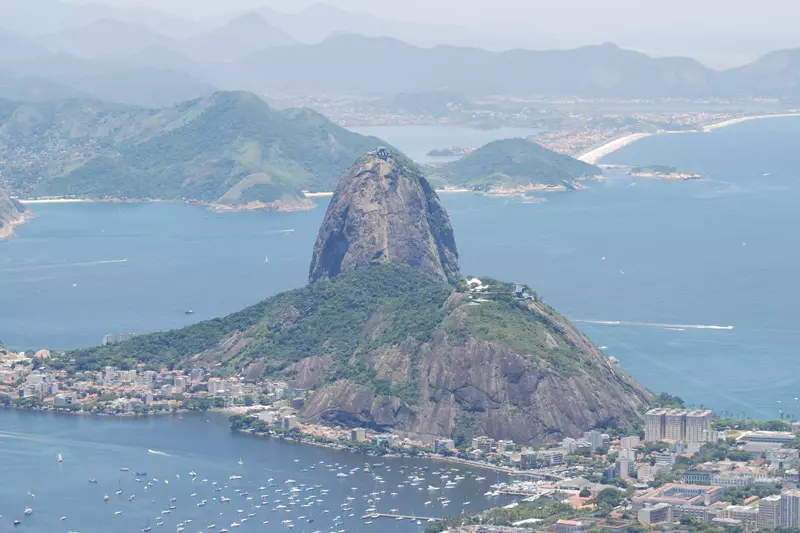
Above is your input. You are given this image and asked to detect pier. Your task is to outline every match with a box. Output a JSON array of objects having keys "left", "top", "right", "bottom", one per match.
[{"left": 361, "top": 513, "right": 442, "bottom": 522}]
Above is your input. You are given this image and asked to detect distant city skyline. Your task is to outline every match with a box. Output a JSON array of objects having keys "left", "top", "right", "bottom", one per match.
[{"left": 66, "top": 0, "right": 800, "bottom": 68}]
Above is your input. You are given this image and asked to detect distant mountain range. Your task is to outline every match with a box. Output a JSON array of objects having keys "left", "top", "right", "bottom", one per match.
[
  {"left": 0, "top": 91, "right": 388, "bottom": 209},
  {"left": 213, "top": 37, "right": 800, "bottom": 99},
  {"left": 3, "top": 14, "right": 800, "bottom": 106},
  {"left": 427, "top": 138, "right": 600, "bottom": 191}
]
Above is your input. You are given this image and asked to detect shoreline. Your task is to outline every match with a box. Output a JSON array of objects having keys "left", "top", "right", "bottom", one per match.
[
  {"left": 578, "top": 112, "right": 800, "bottom": 164},
  {"left": 0, "top": 209, "right": 35, "bottom": 242},
  {"left": 17, "top": 196, "right": 315, "bottom": 213}
]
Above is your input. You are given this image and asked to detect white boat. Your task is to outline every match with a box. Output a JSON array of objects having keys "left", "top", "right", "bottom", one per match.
[
  {"left": 238, "top": 458, "right": 244, "bottom": 465},
  {"left": 57, "top": 453, "right": 63, "bottom": 463},
  {"left": 229, "top": 475, "right": 242, "bottom": 480},
  {"left": 24, "top": 509, "right": 33, "bottom": 516}
]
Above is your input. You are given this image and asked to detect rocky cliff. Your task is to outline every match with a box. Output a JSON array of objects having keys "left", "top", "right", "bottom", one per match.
[
  {"left": 0, "top": 189, "right": 26, "bottom": 241},
  {"left": 75, "top": 152, "right": 651, "bottom": 444},
  {"left": 309, "top": 151, "right": 460, "bottom": 283}
]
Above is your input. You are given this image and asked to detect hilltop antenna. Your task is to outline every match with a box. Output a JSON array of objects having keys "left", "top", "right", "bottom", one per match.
[{"left": 376, "top": 146, "right": 390, "bottom": 160}]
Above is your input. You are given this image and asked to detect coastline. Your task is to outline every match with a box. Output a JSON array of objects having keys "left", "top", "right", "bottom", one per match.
[
  {"left": 0, "top": 209, "right": 35, "bottom": 242},
  {"left": 702, "top": 112, "right": 800, "bottom": 132},
  {"left": 578, "top": 112, "right": 800, "bottom": 164},
  {"left": 17, "top": 196, "right": 316, "bottom": 213}
]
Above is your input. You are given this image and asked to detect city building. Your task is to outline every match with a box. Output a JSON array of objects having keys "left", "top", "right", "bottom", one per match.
[
  {"left": 685, "top": 410, "right": 714, "bottom": 443},
  {"left": 554, "top": 520, "right": 589, "bottom": 533},
  {"left": 434, "top": 438, "right": 455, "bottom": 454},
  {"left": 54, "top": 393, "right": 73, "bottom": 407},
  {"left": 351, "top": 428, "right": 367, "bottom": 442},
  {"left": 740, "top": 431, "right": 797, "bottom": 444},
  {"left": 644, "top": 408, "right": 713, "bottom": 443},
  {"left": 615, "top": 457, "right": 634, "bottom": 480},
  {"left": 583, "top": 430, "right": 609, "bottom": 451},
  {"left": 473, "top": 436, "right": 497, "bottom": 453},
  {"left": 620, "top": 436, "right": 641, "bottom": 451},
  {"left": 718, "top": 505, "right": 758, "bottom": 530},
  {"left": 684, "top": 470, "right": 714, "bottom": 485},
  {"left": 758, "top": 494, "right": 782, "bottom": 530},
  {"left": 645, "top": 408, "right": 668, "bottom": 442},
  {"left": 638, "top": 503, "right": 671, "bottom": 525},
  {"left": 781, "top": 490, "right": 800, "bottom": 527},
  {"left": 633, "top": 484, "right": 722, "bottom": 510}
]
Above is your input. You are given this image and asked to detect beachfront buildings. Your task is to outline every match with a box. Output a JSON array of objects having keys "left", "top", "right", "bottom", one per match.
[{"left": 645, "top": 408, "right": 713, "bottom": 443}]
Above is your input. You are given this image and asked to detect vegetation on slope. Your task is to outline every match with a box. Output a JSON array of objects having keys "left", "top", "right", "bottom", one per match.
[
  {"left": 66, "top": 263, "right": 453, "bottom": 376},
  {"left": 0, "top": 91, "right": 387, "bottom": 206},
  {"left": 427, "top": 138, "right": 600, "bottom": 190}
]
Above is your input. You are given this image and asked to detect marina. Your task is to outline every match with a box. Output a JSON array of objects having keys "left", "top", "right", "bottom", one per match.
[{"left": 0, "top": 410, "right": 513, "bottom": 533}]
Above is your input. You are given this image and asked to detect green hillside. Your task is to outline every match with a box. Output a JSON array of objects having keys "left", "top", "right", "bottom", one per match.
[
  {"left": 0, "top": 91, "right": 387, "bottom": 208},
  {"left": 427, "top": 138, "right": 600, "bottom": 190}
]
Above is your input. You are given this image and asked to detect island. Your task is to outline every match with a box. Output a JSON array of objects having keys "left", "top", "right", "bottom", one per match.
[
  {"left": 631, "top": 165, "right": 703, "bottom": 180},
  {"left": 426, "top": 138, "right": 601, "bottom": 195}
]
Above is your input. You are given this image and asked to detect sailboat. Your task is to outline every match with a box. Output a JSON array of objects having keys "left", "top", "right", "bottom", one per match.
[
  {"left": 264, "top": 255, "right": 269, "bottom": 264},
  {"left": 57, "top": 453, "right": 63, "bottom": 463},
  {"left": 238, "top": 458, "right": 244, "bottom": 465}
]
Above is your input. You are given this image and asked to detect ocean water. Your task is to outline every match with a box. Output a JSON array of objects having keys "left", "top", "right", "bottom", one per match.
[
  {"left": 3, "top": 118, "right": 800, "bottom": 419},
  {"left": 0, "top": 410, "right": 509, "bottom": 533}
]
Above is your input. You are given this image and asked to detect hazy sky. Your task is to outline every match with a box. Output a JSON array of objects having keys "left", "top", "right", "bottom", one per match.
[{"left": 71, "top": 0, "right": 800, "bottom": 67}]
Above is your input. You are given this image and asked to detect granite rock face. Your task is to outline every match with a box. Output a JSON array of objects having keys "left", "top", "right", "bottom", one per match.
[
  {"left": 298, "top": 294, "right": 652, "bottom": 444},
  {"left": 309, "top": 151, "right": 460, "bottom": 283}
]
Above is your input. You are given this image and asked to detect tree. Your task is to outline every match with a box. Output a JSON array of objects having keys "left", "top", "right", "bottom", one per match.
[
  {"left": 596, "top": 488, "right": 623, "bottom": 509},
  {"left": 579, "top": 487, "right": 591, "bottom": 498}
]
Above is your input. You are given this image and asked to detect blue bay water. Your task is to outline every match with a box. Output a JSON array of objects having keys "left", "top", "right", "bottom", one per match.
[
  {"left": 3, "top": 120, "right": 800, "bottom": 420},
  {"left": 0, "top": 410, "right": 509, "bottom": 533}
]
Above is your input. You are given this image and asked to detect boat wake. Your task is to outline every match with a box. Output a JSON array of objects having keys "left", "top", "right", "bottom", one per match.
[
  {"left": 147, "top": 449, "right": 170, "bottom": 456},
  {"left": 574, "top": 319, "right": 734, "bottom": 331}
]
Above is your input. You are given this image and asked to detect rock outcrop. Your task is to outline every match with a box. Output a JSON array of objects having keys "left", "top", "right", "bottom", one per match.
[
  {"left": 81, "top": 150, "right": 651, "bottom": 444},
  {"left": 309, "top": 151, "right": 460, "bottom": 283},
  {"left": 0, "top": 189, "right": 26, "bottom": 241},
  {"left": 297, "top": 287, "right": 652, "bottom": 444}
]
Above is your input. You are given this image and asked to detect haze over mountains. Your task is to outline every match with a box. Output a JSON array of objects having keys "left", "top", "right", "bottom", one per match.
[{"left": 3, "top": 17, "right": 800, "bottom": 107}]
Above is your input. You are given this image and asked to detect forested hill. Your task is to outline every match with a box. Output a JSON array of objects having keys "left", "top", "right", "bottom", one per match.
[
  {"left": 0, "top": 91, "right": 388, "bottom": 209},
  {"left": 427, "top": 138, "right": 600, "bottom": 190}
]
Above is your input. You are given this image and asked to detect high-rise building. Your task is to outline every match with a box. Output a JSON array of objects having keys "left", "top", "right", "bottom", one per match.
[
  {"left": 685, "top": 410, "right": 714, "bottom": 443},
  {"left": 645, "top": 408, "right": 713, "bottom": 443},
  {"left": 620, "top": 435, "right": 641, "bottom": 450},
  {"left": 664, "top": 409, "right": 686, "bottom": 441},
  {"left": 781, "top": 490, "right": 800, "bottom": 527},
  {"left": 645, "top": 408, "right": 668, "bottom": 442},
  {"left": 759, "top": 494, "right": 782, "bottom": 530}
]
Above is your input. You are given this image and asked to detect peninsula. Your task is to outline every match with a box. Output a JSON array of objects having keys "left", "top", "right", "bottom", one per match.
[
  {"left": 64, "top": 150, "right": 650, "bottom": 444},
  {"left": 0, "top": 91, "right": 388, "bottom": 212},
  {"left": 427, "top": 138, "right": 600, "bottom": 195},
  {"left": 0, "top": 188, "right": 29, "bottom": 241}
]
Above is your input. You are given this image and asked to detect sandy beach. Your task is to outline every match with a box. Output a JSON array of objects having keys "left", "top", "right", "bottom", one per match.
[
  {"left": 18, "top": 198, "right": 95, "bottom": 204},
  {"left": 579, "top": 112, "right": 800, "bottom": 164},
  {"left": 578, "top": 133, "right": 653, "bottom": 164},
  {"left": 702, "top": 112, "right": 800, "bottom": 132}
]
